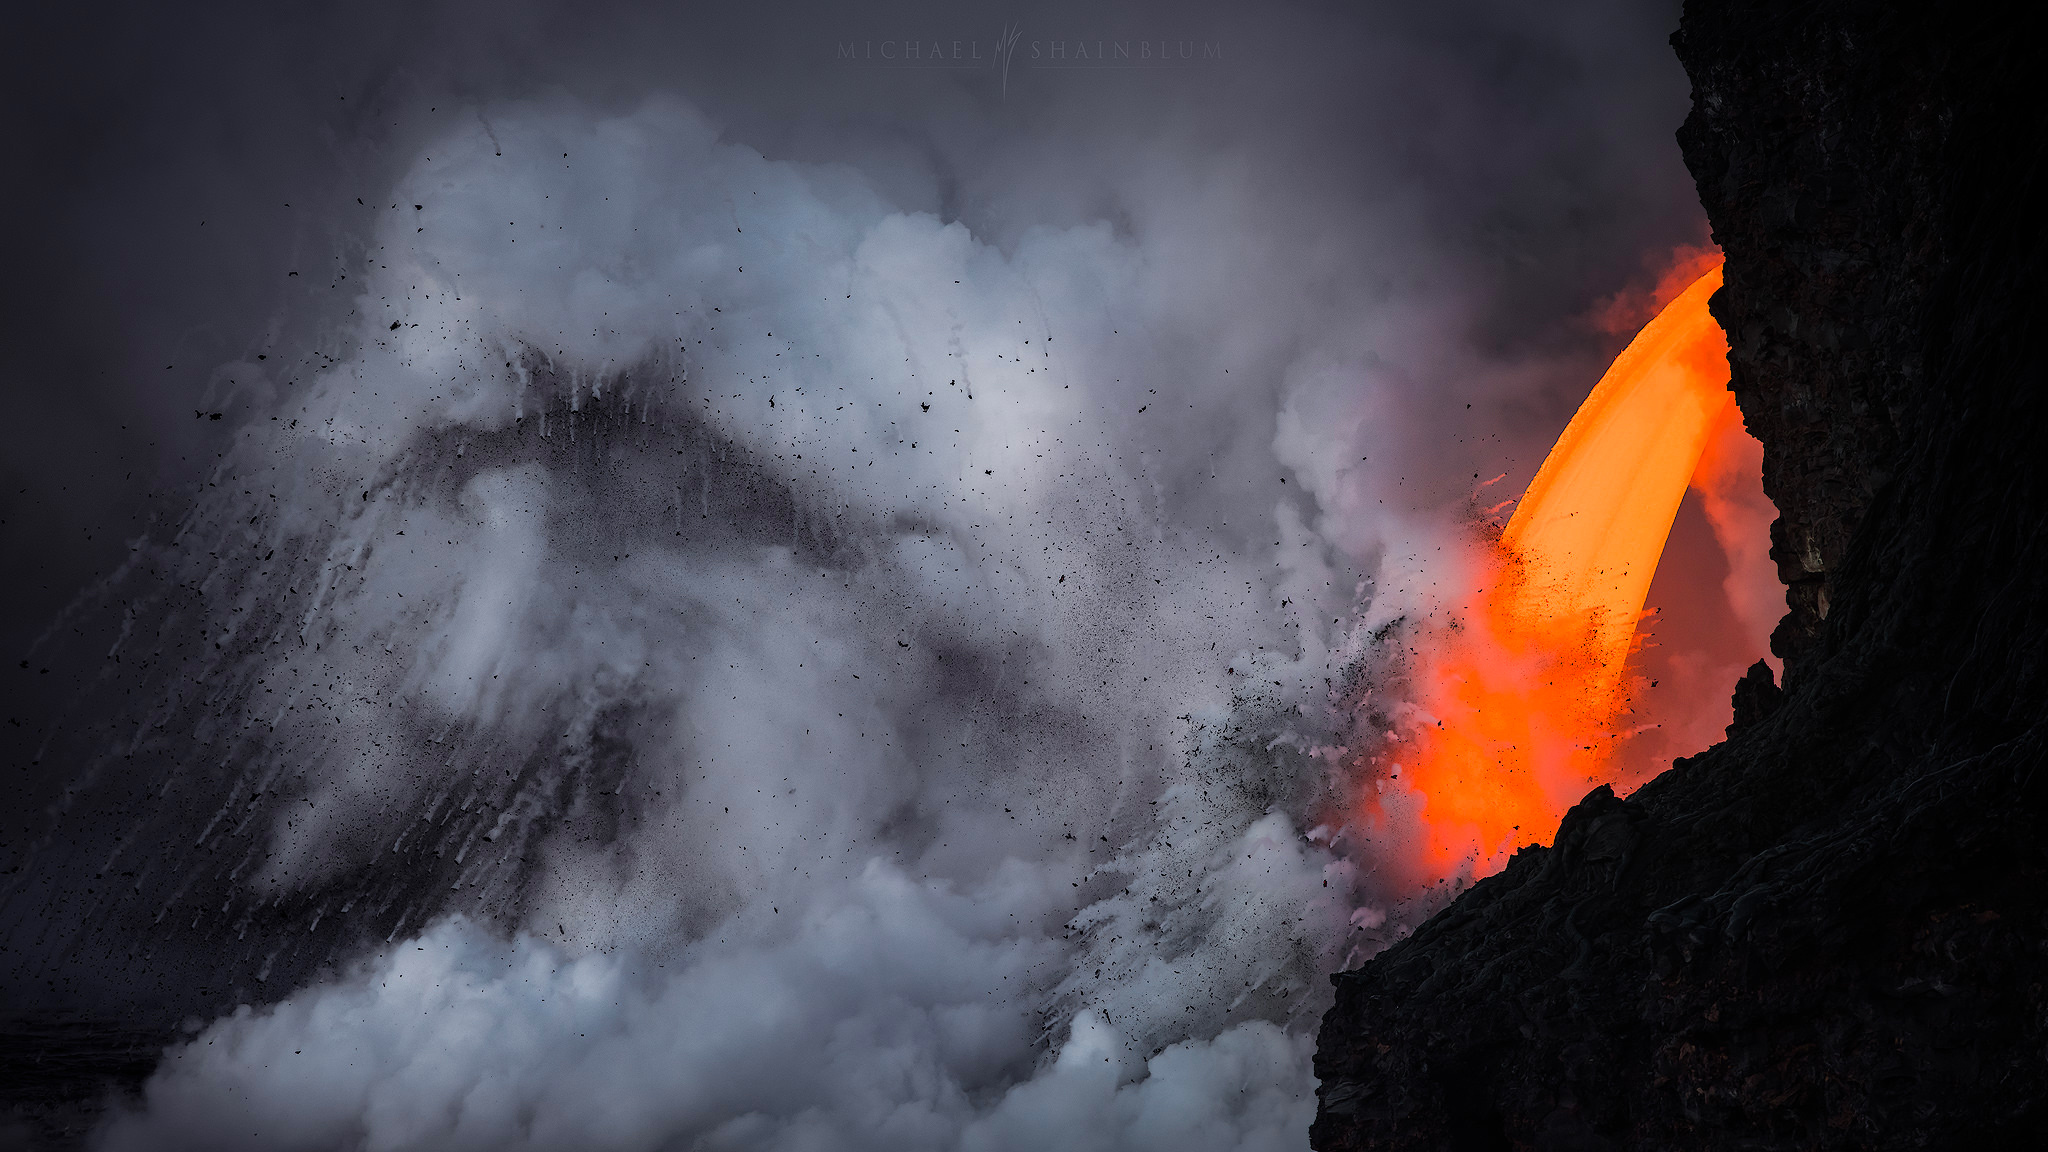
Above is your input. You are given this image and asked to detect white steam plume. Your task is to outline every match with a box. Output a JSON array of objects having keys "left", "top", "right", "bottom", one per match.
[
  {"left": 53, "top": 2, "right": 1713, "bottom": 1129},
  {"left": 91, "top": 97, "right": 1397, "bottom": 1150}
]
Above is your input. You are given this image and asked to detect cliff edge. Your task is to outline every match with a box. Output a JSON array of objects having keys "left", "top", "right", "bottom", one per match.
[{"left": 1313, "top": 1, "right": 2048, "bottom": 1147}]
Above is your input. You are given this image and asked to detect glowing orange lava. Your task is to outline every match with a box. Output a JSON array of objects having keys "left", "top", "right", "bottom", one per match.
[{"left": 1360, "top": 262, "right": 1740, "bottom": 881}]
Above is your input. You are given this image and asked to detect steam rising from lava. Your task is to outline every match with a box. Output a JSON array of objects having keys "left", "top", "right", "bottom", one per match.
[
  {"left": 2, "top": 10, "right": 1766, "bottom": 1145},
  {"left": 72, "top": 98, "right": 1368, "bottom": 1151}
]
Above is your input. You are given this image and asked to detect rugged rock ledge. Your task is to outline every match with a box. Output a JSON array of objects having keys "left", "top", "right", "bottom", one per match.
[{"left": 1312, "top": 2, "right": 2048, "bottom": 1148}]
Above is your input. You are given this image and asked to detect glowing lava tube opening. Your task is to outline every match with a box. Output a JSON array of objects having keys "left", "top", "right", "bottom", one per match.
[{"left": 1365, "top": 262, "right": 1735, "bottom": 880}]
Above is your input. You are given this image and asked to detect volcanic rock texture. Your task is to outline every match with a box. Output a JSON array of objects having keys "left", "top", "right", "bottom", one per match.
[{"left": 1312, "top": 1, "right": 2048, "bottom": 1148}]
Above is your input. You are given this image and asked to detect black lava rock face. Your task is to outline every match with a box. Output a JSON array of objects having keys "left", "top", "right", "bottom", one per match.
[{"left": 1312, "top": 2, "right": 2048, "bottom": 1148}]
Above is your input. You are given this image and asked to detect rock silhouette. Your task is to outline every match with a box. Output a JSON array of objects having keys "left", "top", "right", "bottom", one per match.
[{"left": 1312, "top": 1, "right": 2048, "bottom": 1147}]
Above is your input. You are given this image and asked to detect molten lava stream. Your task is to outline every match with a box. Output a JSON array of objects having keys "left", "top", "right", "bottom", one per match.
[{"left": 1366, "top": 262, "right": 1739, "bottom": 882}]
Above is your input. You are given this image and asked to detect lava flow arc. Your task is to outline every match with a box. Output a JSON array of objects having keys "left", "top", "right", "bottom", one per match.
[{"left": 1364, "top": 261, "right": 1743, "bottom": 880}]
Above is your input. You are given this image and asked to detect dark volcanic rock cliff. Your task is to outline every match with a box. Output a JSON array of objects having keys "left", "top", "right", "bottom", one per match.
[{"left": 1313, "top": 2, "right": 2048, "bottom": 1148}]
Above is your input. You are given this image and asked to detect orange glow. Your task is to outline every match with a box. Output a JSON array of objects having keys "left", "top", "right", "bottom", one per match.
[{"left": 1357, "top": 262, "right": 1738, "bottom": 881}]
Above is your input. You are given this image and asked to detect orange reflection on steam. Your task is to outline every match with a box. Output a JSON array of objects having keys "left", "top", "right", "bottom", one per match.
[{"left": 1364, "top": 262, "right": 1735, "bottom": 880}]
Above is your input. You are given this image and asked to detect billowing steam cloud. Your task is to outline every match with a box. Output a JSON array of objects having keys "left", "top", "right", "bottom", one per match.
[
  {"left": 80, "top": 97, "right": 1365, "bottom": 1150},
  {"left": 0, "top": 3, "right": 1722, "bottom": 1148}
]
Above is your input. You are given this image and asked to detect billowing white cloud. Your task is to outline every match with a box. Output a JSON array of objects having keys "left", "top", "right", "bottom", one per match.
[
  {"left": 73, "top": 0, "right": 1716, "bottom": 1136},
  {"left": 91, "top": 94, "right": 1394, "bottom": 1150},
  {"left": 102, "top": 876, "right": 1315, "bottom": 1152}
]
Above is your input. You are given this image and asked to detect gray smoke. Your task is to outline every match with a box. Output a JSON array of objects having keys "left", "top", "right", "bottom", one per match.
[{"left": 0, "top": 2, "right": 1705, "bottom": 1148}]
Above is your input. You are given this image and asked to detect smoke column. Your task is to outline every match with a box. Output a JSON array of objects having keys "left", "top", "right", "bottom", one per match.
[{"left": 0, "top": 2, "right": 1750, "bottom": 1148}]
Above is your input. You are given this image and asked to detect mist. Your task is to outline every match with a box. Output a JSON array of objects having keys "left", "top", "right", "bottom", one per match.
[{"left": 0, "top": 2, "right": 1718, "bottom": 1148}]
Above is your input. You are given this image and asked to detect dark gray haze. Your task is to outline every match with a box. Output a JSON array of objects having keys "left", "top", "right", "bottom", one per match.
[{"left": 0, "top": 2, "right": 1705, "bottom": 1147}]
